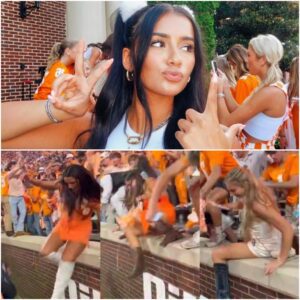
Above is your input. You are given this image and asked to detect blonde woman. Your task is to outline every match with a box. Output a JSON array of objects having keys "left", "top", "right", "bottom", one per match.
[
  {"left": 34, "top": 40, "right": 79, "bottom": 100},
  {"left": 211, "top": 167, "right": 295, "bottom": 299},
  {"left": 217, "top": 34, "right": 288, "bottom": 149},
  {"left": 226, "top": 44, "right": 260, "bottom": 104}
]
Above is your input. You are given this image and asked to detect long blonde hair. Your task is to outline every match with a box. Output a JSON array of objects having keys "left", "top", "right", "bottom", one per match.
[
  {"left": 249, "top": 34, "right": 283, "bottom": 92},
  {"left": 225, "top": 167, "right": 276, "bottom": 235},
  {"left": 47, "top": 40, "right": 78, "bottom": 70}
]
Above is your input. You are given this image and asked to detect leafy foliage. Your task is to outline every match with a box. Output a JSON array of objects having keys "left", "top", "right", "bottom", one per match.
[{"left": 215, "top": 1, "right": 299, "bottom": 71}]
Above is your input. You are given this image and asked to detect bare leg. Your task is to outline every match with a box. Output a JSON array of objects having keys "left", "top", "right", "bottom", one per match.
[
  {"left": 40, "top": 231, "right": 66, "bottom": 257},
  {"left": 212, "top": 242, "right": 257, "bottom": 263}
]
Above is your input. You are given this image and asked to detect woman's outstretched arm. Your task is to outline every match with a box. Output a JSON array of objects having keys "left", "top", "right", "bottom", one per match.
[{"left": 2, "top": 40, "right": 113, "bottom": 142}]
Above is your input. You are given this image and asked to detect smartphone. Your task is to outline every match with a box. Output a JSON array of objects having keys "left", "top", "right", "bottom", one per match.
[{"left": 211, "top": 60, "right": 219, "bottom": 76}]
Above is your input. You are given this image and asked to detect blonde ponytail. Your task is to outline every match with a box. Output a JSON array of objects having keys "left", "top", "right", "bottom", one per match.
[
  {"left": 46, "top": 40, "right": 78, "bottom": 70},
  {"left": 249, "top": 34, "right": 283, "bottom": 93}
]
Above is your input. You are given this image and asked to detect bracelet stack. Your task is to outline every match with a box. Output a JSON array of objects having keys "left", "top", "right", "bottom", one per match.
[{"left": 45, "top": 99, "right": 62, "bottom": 123}]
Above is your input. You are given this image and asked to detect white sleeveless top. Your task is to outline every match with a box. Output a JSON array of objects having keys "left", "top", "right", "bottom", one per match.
[
  {"left": 243, "top": 81, "right": 288, "bottom": 141},
  {"left": 250, "top": 219, "right": 282, "bottom": 252},
  {"left": 105, "top": 114, "right": 167, "bottom": 149}
]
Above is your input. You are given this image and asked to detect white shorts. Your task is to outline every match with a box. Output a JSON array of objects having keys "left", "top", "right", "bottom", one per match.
[{"left": 247, "top": 239, "right": 277, "bottom": 258}]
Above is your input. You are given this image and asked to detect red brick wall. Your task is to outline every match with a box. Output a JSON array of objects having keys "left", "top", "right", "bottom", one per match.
[
  {"left": 1, "top": 1, "right": 66, "bottom": 101},
  {"left": 2, "top": 244, "right": 100, "bottom": 299},
  {"left": 101, "top": 239, "right": 200, "bottom": 299},
  {"left": 199, "top": 263, "right": 294, "bottom": 299}
]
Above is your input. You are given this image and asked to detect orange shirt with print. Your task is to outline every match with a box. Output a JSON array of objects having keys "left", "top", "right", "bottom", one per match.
[
  {"left": 200, "top": 151, "right": 238, "bottom": 178},
  {"left": 26, "top": 186, "right": 41, "bottom": 213},
  {"left": 263, "top": 154, "right": 299, "bottom": 206},
  {"left": 232, "top": 74, "right": 260, "bottom": 104},
  {"left": 34, "top": 61, "right": 74, "bottom": 100}
]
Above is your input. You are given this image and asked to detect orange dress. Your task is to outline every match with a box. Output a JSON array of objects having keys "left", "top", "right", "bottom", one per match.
[
  {"left": 232, "top": 74, "right": 260, "bottom": 104},
  {"left": 33, "top": 61, "right": 74, "bottom": 100},
  {"left": 53, "top": 199, "right": 99, "bottom": 245},
  {"left": 139, "top": 195, "right": 176, "bottom": 235}
]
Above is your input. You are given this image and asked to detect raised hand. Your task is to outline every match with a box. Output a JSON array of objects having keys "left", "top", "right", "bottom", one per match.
[
  {"left": 175, "top": 73, "right": 243, "bottom": 149},
  {"left": 49, "top": 40, "right": 113, "bottom": 117}
]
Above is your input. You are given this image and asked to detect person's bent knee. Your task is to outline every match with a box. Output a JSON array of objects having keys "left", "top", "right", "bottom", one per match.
[
  {"left": 40, "top": 248, "right": 52, "bottom": 257},
  {"left": 212, "top": 247, "right": 225, "bottom": 263}
]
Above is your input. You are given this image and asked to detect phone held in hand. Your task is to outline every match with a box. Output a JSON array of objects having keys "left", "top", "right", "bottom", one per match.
[{"left": 211, "top": 60, "right": 219, "bottom": 76}]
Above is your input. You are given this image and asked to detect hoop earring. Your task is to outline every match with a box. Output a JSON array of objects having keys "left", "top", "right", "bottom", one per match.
[{"left": 126, "top": 70, "right": 134, "bottom": 82}]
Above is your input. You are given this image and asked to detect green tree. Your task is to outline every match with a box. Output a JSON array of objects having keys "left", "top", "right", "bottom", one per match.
[{"left": 215, "top": 1, "right": 299, "bottom": 71}]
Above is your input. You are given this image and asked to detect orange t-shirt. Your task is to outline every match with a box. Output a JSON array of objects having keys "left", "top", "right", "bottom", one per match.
[
  {"left": 26, "top": 186, "right": 41, "bottom": 213},
  {"left": 263, "top": 154, "right": 299, "bottom": 205},
  {"left": 200, "top": 151, "right": 238, "bottom": 178},
  {"left": 232, "top": 74, "right": 260, "bottom": 104},
  {"left": 146, "top": 151, "right": 168, "bottom": 172},
  {"left": 1, "top": 172, "right": 9, "bottom": 196},
  {"left": 23, "top": 193, "right": 33, "bottom": 214},
  {"left": 33, "top": 61, "right": 74, "bottom": 100},
  {"left": 175, "top": 172, "right": 188, "bottom": 205},
  {"left": 40, "top": 190, "right": 53, "bottom": 216}
]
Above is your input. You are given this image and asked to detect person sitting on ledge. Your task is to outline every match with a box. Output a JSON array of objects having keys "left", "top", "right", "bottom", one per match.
[{"left": 211, "top": 167, "right": 295, "bottom": 299}]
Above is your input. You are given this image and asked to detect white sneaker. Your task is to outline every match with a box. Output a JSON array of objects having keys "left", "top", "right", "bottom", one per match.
[
  {"left": 181, "top": 230, "right": 200, "bottom": 249},
  {"left": 205, "top": 232, "right": 225, "bottom": 248},
  {"left": 221, "top": 214, "right": 234, "bottom": 231}
]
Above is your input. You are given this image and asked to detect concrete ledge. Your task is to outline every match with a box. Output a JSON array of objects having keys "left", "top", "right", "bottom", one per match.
[
  {"left": 2, "top": 234, "right": 100, "bottom": 268},
  {"left": 100, "top": 223, "right": 199, "bottom": 270},
  {"left": 199, "top": 237, "right": 299, "bottom": 298}
]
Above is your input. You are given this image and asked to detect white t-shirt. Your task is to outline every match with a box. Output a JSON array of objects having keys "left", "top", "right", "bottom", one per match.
[{"left": 105, "top": 114, "right": 166, "bottom": 150}]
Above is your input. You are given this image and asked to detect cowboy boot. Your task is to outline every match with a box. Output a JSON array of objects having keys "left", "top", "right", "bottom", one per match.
[
  {"left": 213, "top": 263, "right": 231, "bottom": 299},
  {"left": 51, "top": 260, "right": 75, "bottom": 299},
  {"left": 128, "top": 247, "right": 144, "bottom": 279}
]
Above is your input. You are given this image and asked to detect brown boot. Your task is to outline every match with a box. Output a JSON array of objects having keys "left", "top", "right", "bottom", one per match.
[
  {"left": 160, "top": 228, "right": 183, "bottom": 247},
  {"left": 128, "top": 247, "right": 144, "bottom": 279},
  {"left": 153, "top": 219, "right": 173, "bottom": 234}
]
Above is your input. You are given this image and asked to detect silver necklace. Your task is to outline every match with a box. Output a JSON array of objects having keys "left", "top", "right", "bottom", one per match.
[{"left": 123, "top": 113, "right": 170, "bottom": 145}]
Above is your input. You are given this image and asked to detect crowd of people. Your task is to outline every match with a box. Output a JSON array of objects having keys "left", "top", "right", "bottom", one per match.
[
  {"left": 98, "top": 151, "right": 299, "bottom": 286},
  {"left": 1, "top": 151, "right": 101, "bottom": 299},
  {"left": 2, "top": 2, "right": 298, "bottom": 150}
]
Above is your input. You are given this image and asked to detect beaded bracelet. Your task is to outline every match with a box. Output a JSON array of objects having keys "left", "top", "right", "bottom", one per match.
[{"left": 45, "top": 99, "right": 62, "bottom": 123}]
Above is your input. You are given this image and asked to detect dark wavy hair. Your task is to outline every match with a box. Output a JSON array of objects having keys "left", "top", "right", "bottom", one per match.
[
  {"left": 86, "top": 3, "right": 206, "bottom": 149},
  {"left": 60, "top": 165, "right": 101, "bottom": 216}
]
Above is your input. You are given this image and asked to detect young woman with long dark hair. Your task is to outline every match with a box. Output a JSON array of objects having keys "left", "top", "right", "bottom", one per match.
[
  {"left": 2, "top": 3, "right": 206, "bottom": 150},
  {"left": 27, "top": 164, "right": 101, "bottom": 299}
]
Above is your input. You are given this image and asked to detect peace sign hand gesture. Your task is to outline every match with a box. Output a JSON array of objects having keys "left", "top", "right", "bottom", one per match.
[
  {"left": 175, "top": 73, "right": 243, "bottom": 149},
  {"left": 49, "top": 40, "right": 113, "bottom": 117}
]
